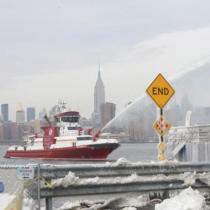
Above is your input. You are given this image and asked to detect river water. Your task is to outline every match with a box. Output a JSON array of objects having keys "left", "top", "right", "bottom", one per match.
[{"left": 0, "top": 143, "right": 158, "bottom": 209}]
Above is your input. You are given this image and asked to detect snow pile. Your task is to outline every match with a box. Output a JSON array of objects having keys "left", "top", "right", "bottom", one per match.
[
  {"left": 51, "top": 172, "right": 101, "bottom": 187},
  {"left": 112, "top": 157, "right": 132, "bottom": 166},
  {"left": 181, "top": 171, "right": 196, "bottom": 186},
  {"left": 57, "top": 200, "right": 95, "bottom": 210},
  {"left": 117, "top": 194, "right": 150, "bottom": 208},
  {"left": 42, "top": 158, "right": 180, "bottom": 170},
  {"left": 158, "top": 159, "right": 179, "bottom": 165},
  {"left": 0, "top": 193, "right": 15, "bottom": 209},
  {"left": 179, "top": 171, "right": 210, "bottom": 187},
  {"left": 155, "top": 187, "right": 209, "bottom": 210},
  {"left": 122, "top": 207, "right": 137, "bottom": 210},
  {"left": 105, "top": 158, "right": 179, "bottom": 167},
  {"left": 22, "top": 190, "right": 37, "bottom": 210},
  {"left": 51, "top": 171, "right": 169, "bottom": 188},
  {"left": 51, "top": 171, "right": 79, "bottom": 188},
  {"left": 22, "top": 197, "right": 37, "bottom": 210},
  {"left": 57, "top": 195, "right": 149, "bottom": 210}
]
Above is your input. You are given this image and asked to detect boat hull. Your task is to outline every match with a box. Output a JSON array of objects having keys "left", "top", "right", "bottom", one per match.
[{"left": 4, "top": 143, "right": 119, "bottom": 159}]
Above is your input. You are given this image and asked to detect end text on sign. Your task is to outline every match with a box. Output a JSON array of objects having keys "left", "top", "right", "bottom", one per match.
[{"left": 152, "top": 87, "right": 169, "bottom": 95}]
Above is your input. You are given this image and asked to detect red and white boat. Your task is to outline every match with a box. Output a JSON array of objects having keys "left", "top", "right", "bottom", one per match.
[{"left": 4, "top": 103, "right": 119, "bottom": 159}]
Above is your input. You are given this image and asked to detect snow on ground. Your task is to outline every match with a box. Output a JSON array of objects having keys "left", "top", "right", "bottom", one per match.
[
  {"left": 22, "top": 189, "right": 47, "bottom": 210},
  {"left": 56, "top": 188, "right": 210, "bottom": 210},
  {"left": 22, "top": 197, "right": 37, "bottom": 210},
  {"left": 0, "top": 193, "right": 15, "bottom": 209},
  {"left": 155, "top": 187, "right": 209, "bottom": 210}
]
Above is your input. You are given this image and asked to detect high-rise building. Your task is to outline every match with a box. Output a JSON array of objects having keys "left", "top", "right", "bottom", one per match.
[
  {"left": 92, "top": 68, "right": 105, "bottom": 128},
  {"left": 1, "top": 104, "right": 9, "bottom": 122},
  {"left": 94, "top": 70, "right": 105, "bottom": 113},
  {"left": 27, "top": 107, "right": 35, "bottom": 122},
  {"left": 39, "top": 108, "right": 47, "bottom": 120},
  {"left": 100, "top": 102, "right": 116, "bottom": 127},
  {"left": 16, "top": 110, "right": 25, "bottom": 124}
]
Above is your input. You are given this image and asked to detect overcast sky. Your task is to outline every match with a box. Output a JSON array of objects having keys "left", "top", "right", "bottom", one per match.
[{"left": 1, "top": 0, "right": 210, "bottom": 120}]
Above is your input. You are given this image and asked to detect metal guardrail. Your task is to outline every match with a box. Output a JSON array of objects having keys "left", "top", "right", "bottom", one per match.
[
  {"left": 3, "top": 162, "right": 210, "bottom": 210},
  {"left": 35, "top": 162, "right": 210, "bottom": 210},
  {"left": 39, "top": 162, "right": 210, "bottom": 179},
  {"left": 2, "top": 162, "right": 210, "bottom": 178},
  {"left": 40, "top": 179, "right": 209, "bottom": 198}
]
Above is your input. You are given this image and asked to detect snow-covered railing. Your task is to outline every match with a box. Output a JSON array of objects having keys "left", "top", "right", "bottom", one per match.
[
  {"left": 32, "top": 168, "right": 210, "bottom": 210},
  {"left": 3, "top": 160, "right": 210, "bottom": 179},
  {"left": 39, "top": 177, "right": 207, "bottom": 198},
  {"left": 3, "top": 160, "right": 210, "bottom": 210},
  {"left": 25, "top": 160, "right": 210, "bottom": 210},
  {"left": 39, "top": 160, "right": 210, "bottom": 179}
]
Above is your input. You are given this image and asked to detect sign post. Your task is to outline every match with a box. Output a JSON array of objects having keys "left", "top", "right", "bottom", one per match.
[
  {"left": 37, "top": 163, "right": 41, "bottom": 210},
  {"left": 146, "top": 73, "right": 175, "bottom": 161}
]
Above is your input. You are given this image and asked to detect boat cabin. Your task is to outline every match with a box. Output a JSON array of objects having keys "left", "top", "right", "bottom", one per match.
[{"left": 54, "top": 111, "right": 81, "bottom": 136}]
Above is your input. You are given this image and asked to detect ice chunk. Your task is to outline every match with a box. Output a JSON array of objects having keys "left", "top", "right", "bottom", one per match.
[{"left": 155, "top": 187, "right": 209, "bottom": 210}]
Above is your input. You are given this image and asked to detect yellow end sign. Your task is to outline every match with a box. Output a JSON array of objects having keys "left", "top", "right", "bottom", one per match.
[{"left": 146, "top": 73, "right": 175, "bottom": 108}]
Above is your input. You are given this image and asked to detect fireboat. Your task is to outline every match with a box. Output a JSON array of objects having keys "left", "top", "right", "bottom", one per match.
[{"left": 4, "top": 103, "right": 120, "bottom": 159}]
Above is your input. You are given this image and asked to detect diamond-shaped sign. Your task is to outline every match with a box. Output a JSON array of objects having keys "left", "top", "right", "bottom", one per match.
[
  {"left": 153, "top": 116, "right": 171, "bottom": 136},
  {"left": 146, "top": 73, "right": 175, "bottom": 108}
]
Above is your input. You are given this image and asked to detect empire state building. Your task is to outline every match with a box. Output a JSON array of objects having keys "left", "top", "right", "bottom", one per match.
[{"left": 92, "top": 69, "right": 105, "bottom": 127}]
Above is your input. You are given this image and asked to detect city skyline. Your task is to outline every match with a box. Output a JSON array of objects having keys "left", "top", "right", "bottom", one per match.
[
  {"left": 0, "top": 70, "right": 109, "bottom": 121},
  {"left": 0, "top": 102, "right": 36, "bottom": 122},
  {"left": 0, "top": 70, "right": 113, "bottom": 123}
]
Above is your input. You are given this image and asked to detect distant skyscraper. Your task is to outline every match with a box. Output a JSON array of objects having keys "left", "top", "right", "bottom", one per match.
[
  {"left": 1, "top": 104, "right": 9, "bottom": 122},
  {"left": 94, "top": 70, "right": 105, "bottom": 113},
  {"left": 16, "top": 110, "right": 25, "bottom": 124},
  {"left": 39, "top": 108, "right": 47, "bottom": 120},
  {"left": 100, "top": 102, "right": 116, "bottom": 127},
  {"left": 92, "top": 68, "right": 105, "bottom": 128},
  {"left": 27, "top": 107, "right": 35, "bottom": 122}
]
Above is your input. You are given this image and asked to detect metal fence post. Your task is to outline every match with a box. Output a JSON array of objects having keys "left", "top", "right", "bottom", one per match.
[
  {"left": 37, "top": 163, "right": 41, "bottom": 210},
  {"left": 46, "top": 197, "right": 53, "bottom": 210}
]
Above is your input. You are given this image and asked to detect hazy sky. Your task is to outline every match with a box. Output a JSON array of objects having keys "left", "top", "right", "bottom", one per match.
[{"left": 1, "top": 0, "right": 210, "bottom": 120}]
